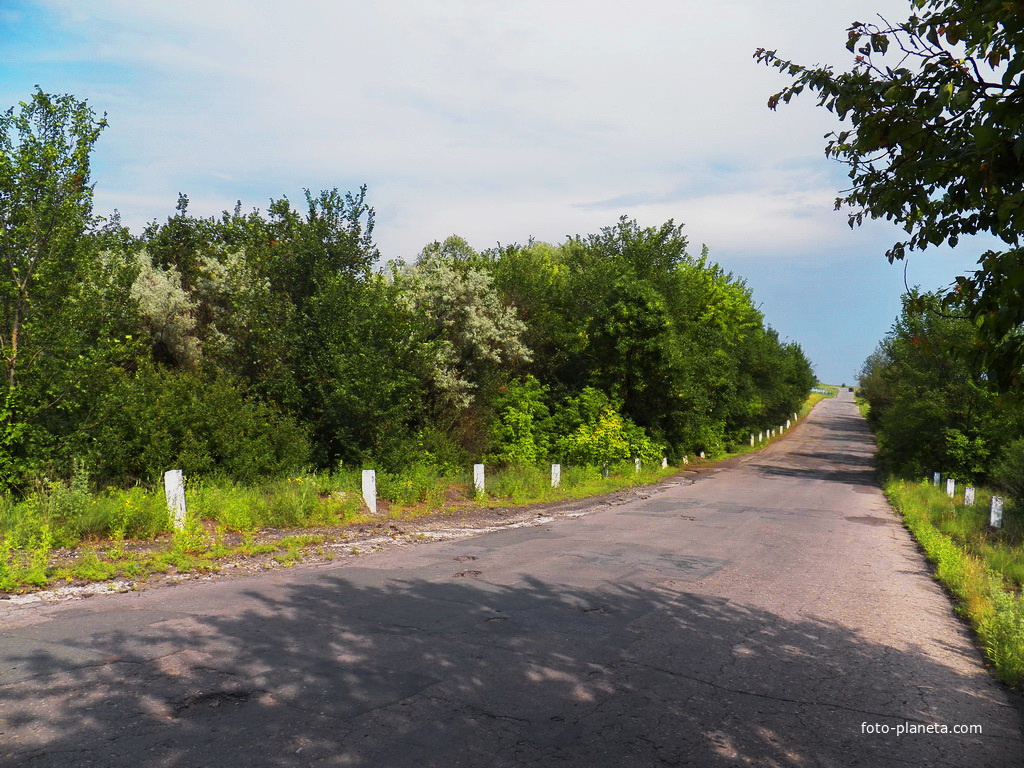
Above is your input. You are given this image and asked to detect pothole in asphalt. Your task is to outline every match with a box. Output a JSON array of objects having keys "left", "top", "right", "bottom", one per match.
[
  {"left": 454, "top": 570, "right": 483, "bottom": 578},
  {"left": 173, "top": 690, "right": 260, "bottom": 717}
]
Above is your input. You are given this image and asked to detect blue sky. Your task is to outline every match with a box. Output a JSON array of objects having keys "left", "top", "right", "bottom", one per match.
[{"left": 1, "top": 0, "right": 985, "bottom": 383}]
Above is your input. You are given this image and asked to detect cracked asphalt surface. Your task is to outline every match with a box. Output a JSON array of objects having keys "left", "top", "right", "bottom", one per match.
[{"left": 1, "top": 390, "right": 1022, "bottom": 766}]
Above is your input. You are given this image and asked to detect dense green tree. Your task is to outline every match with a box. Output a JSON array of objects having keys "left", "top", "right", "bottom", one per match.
[
  {"left": 0, "top": 90, "right": 143, "bottom": 485},
  {"left": 301, "top": 275, "right": 434, "bottom": 468},
  {"left": 83, "top": 363, "right": 310, "bottom": 485},
  {"left": 586, "top": 276, "right": 674, "bottom": 427},
  {"left": 757, "top": 1, "right": 1024, "bottom": 388},
  {"left": 485, "top": 219, "right": 812, "bottom": 459},
  {"left": 488, "top": 241, "right": 578, "bottom": 394},
  {"left": 395, "top": 240, "right": 531, "bottom": 421},
  {"left": 0, "top": 87, "right": 816, "bottom": 489},
  {"left": 859, "top": 293, "right": 1021, "bottom": 480},
  {"left": 0, "top": 89, "right": 107, "bottom": 388}
]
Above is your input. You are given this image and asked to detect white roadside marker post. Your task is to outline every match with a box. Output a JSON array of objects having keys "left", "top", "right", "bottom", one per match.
[
  {"left": 946, "top": 478, "right": 955, "bottom": 498},
  {"left": 551, "top": 464, "right": 561, "bottom": 488},
  {"left": 933, "top": 471, "right": 941, "bottom": 486},
  {"left": 474, "top": 463, "right": 485, "bottom": 495},
  {"left": 361, "top": 469, "right": 377, "bottom": 515},
  {"left": 964, "top": 486, "right": 975, "bottom": 506},
  {"left": 164, "top": 469, "right": 187, "bottom": 531},
  {"left": 634, "top": 458, "right": 641, "bottom": 473},
  {"left": 991, "top": 496, "right": 1004, "bottom": 528}
]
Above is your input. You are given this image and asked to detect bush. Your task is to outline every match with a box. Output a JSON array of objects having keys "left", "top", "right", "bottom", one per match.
[
  {"left": 84, "top": 363, "right": 311, "bottom": 485},
  {"left": 550, "top": 388, "right": 664, "bottom": 467},
  {"left": 991, "top": 437, "right": 1024, "bottom": 502},
  {"left": 555, "top": 408, "right": 631, "bottom": 466},
  {"left": 942, "top": 428, "right": 990, "bottom": 483},
  {"left": 486, "top": 376, "right": 552, "bottom": 465}
]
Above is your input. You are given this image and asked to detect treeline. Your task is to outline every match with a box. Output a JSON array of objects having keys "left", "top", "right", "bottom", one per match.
[
  {"left": 1, "top": 90, "right": 814, "bottom": 489},
  {"left": 859, "top": 293, "right": 1024, "bottom": 494}
]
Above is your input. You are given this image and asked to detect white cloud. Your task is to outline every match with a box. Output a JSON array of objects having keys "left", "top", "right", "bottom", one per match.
[{"left": 21, "top": 0, "right": 912, "bottom": 263}]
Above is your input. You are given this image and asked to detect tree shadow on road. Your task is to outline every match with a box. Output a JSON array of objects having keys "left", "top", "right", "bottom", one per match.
[
  {"left": 750, "top": 463, "right": 879, "bottom": 487},
  {"left": 2, "top": 565, "right": 1022, "bottom": 767}
]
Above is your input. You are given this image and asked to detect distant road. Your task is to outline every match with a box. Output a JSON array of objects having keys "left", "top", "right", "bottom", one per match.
[{"left": 1, "top": 390, "right": 1021, "bottom": 766}]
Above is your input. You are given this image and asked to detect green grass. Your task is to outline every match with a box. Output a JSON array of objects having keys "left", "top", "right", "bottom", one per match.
[
  {"left": 0, "top": 472, "right": 368, "bottom": 592},
  {"left": 189, "top": 475, "right": 362, "bottom": 532},
  {"left": 0, "top": 458, "right": 688, "bottom": 592},
  {"left": 885, "top": 479, "right": 1024, "bottom": 686},
  {"left": 480, "top": 461, "right": 675, "bottom": 506},
  {"left": 855, "top": 396, "right": 870, "bottom": 419}
]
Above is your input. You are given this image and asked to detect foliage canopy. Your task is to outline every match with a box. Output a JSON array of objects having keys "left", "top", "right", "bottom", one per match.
[
  {"left": 757, "top": 1, "right": 1024, "bottom": 388},
  {"left": 0, "top": 90, "right": 815, "bottom": 490}
]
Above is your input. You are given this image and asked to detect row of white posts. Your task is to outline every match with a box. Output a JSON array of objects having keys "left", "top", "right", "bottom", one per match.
[
  {"left": 749, "top": 412, "right": 799, "bottom": 447},
  {"left": 163, "top": 458, "right": 675, "bottom": 529},
  {"left": 339, "top": 454, "right": 679, "bottom": 520},
  {"left": 931, "top": 471, "right": 1004, "bottom": 528},
  {"left": 357, "top": 458, "right": 671, "bottom": 515},
  {"left": 163, "top": 418, "right": 802, "bottom": 527}
]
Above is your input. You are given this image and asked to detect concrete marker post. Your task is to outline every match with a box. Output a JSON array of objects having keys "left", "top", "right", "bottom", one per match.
[
  {"left": 551, "top": 463, "right": 561, "bottom": 488},
  {"left": 991, "top": 496, "right": 1004, "bottom": 528},
  {"left": 361, "top": 469, "right": 377, "bottom": 515},
  {"left": 933, "top": 471, "right": 941, "bottom": 486},
  {"left": 965, "top": 486, "right": 976, "bottom": 506},
  {"left": 661, "top": 457, "right": 668, "bottom": 469},
  {"left": 634, "top": 457, "right": 641, "bottom": 473},
  {"left": 750, "top": 434, "right": 755, "bottom": 447},
  {"left": 164, "top": 469, "right": 187, "bottom": 531},
  {"left": 946, "top": 478, "right": 955, "bottom": 498},
  {"left": 473, "top": 463, "right": 485, "bottom": 495}
]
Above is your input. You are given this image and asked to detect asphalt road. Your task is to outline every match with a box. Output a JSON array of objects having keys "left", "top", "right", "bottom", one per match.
[{"left": 1, "top": 391, "right": 1022, "bottom": 767}]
